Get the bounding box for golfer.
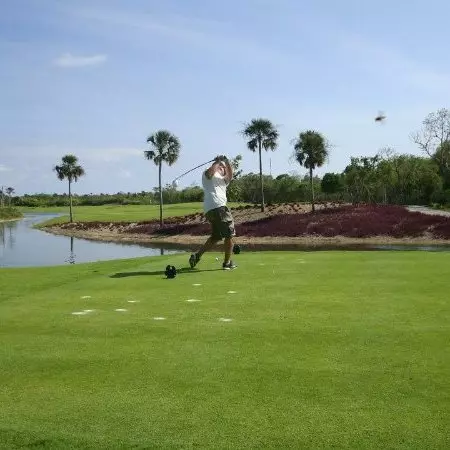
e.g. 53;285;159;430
189;155;237;270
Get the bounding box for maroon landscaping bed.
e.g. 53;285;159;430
52;205;450;240
145;205;450;239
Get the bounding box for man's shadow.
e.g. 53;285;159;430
109;267;223;279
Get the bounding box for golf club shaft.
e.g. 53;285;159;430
172;159;215;183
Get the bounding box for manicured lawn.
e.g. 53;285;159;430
1;251;449;448
21;203;246;226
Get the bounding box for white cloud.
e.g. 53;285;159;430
0;164;12;172
54;52;107;68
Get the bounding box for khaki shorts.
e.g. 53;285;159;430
205;206;236;240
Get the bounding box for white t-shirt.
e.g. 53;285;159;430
202;170;229;213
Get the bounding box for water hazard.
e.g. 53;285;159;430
0;214;185;268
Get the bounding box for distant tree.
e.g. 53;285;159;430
242;118;279;212
321;173;343;195
145;130;181;226
293;130;329;212
53;155;85;222
411;108;450;157
227;155;243;202
412;108;450;186
5;187;15;206
230;154;243;179
433;140;450;188
343;156;380;204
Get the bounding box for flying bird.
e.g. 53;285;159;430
375;111;386;122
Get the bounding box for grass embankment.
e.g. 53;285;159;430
1;251;449;448
22;203;245;227
0;207;22;221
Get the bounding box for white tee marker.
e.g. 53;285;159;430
192;283;202;287
81;296;91;299
115;309;128;312
72;309;95;315
127;300;139;303
153;317;166;321
219;318;233;322
186;299;201;303
227;291;237;294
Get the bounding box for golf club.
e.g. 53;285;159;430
171;158;216;188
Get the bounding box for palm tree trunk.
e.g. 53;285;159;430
159;161;163;227
310;168;315;213
68;179;73;223
258;141;265;212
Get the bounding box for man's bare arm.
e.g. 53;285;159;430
205;161;222;179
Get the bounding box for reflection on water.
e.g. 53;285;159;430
0;220;17;250
0;214;184;268
67;236;75;265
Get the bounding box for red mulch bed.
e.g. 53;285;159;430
144;205;450;239
53;205;450;240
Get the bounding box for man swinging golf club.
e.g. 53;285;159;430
189;155;237;270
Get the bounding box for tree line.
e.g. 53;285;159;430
5;108;450;222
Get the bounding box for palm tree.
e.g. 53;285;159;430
53;154;85;223
242;118;278;212
293;130;329;212
5;187;14;206
145;130;181;227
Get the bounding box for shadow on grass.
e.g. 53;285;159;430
110;267;223;278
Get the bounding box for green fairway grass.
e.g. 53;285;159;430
1;251;449;449
21;203;246;226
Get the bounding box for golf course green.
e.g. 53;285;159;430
1;251;449;449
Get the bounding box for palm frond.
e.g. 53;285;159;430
61;154;78;165
242;118;279;153
247;138;258;152
292;130;329;171
146;130;181;166
54;155;86;182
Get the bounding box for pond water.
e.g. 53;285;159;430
0;214;185;268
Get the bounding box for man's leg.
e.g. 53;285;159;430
190;236;219;268
189;210;221;269
220;207;237;269
223;237;233;265
197;236;219;259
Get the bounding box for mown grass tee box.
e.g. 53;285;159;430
1;251;449;449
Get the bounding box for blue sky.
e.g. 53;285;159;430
1;0;449;195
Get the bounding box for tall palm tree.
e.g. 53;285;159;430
293;130;329;212
53;154;85;223
5;187;14;206
145;130;181;227
242;118;278;212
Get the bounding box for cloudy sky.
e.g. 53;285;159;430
1;0;449;195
